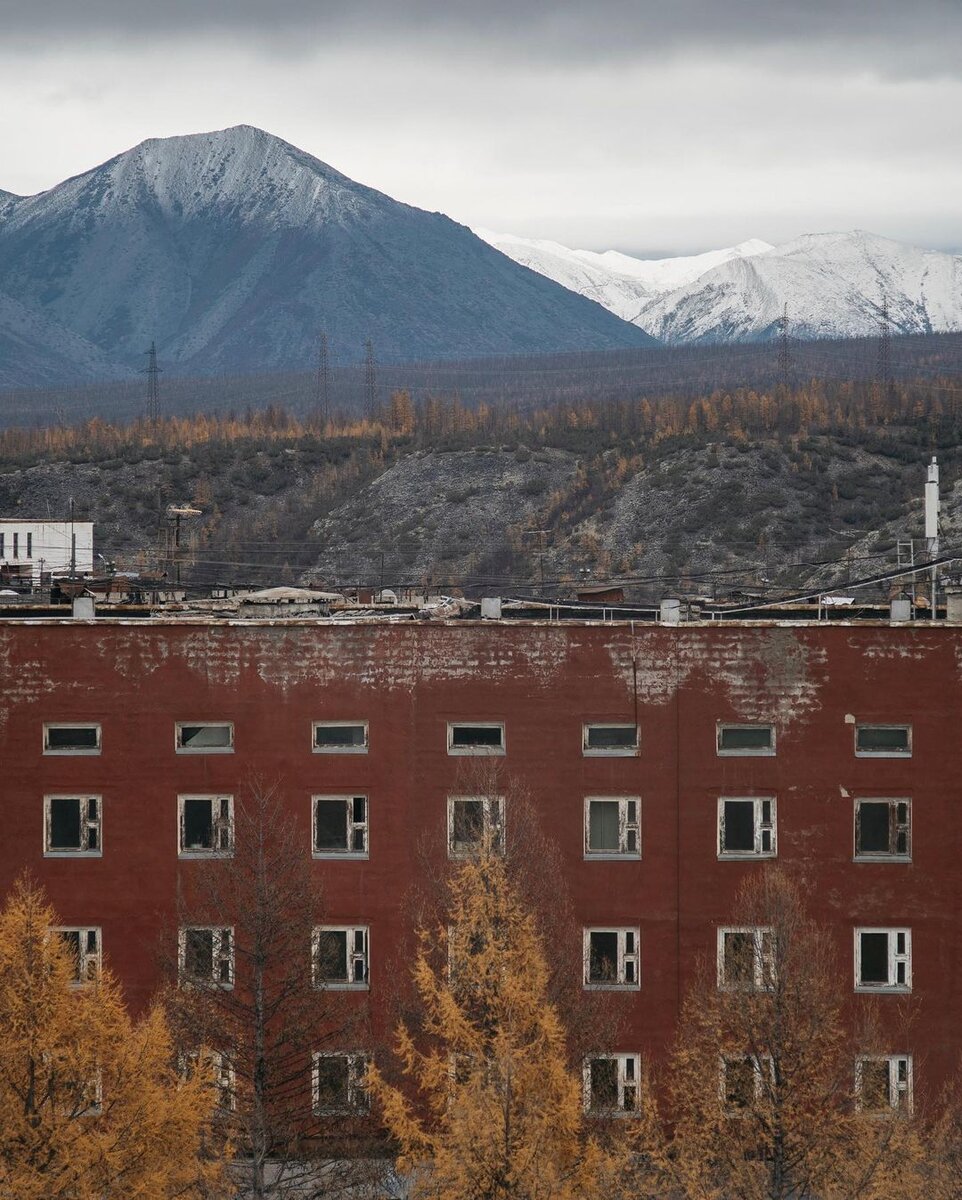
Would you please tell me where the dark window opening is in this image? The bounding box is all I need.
[315,1056,350,1109]
[856,725,910,754]
[859,932,889,984]
[315,802,348,850]
[450,724,504,749]
[718,724,774,753]
[184,930,214,980]
[722,801,755,852]
[177,724,232,750]
[183,800,213,850]
[45,725,99,752]
[589,1058,618,1110]
[584,724,637,751]
[725,1059,757,1109]
[589,932,619,983]
[50,798,82,849]
[314,724,367,749]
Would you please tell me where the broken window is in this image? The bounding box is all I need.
[312,722,369,753]
[855,799,911,860]
[583,1054,640,1116]
[313,795,368,856]
[43,723,101,755]
[584,928,640,989]
[721,1055,772,1113]
[584,797,641,857]
[312,1053,369,1113]
[717,927,776,991]
[312,926,369,989]
[718,797,776,858]
[716,723,775,756]
[582,723,639,756]
[45,795,101,855]
[52,927,101,985]
[855,724,911,757]
[447,722,505,755]
[855,928,911,992]
[179,1049,235,1110]
[856,1055,913,1115]
[179,927,234,988]
[175,722,234,753]
[178,795,234,856]
[447,795,504,858]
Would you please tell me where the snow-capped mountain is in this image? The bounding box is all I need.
[0,126,652,384]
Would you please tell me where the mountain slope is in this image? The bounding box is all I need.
[0,290,128,389]
[0,126,653,383]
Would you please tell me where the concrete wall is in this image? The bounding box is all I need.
[0,520,94,582]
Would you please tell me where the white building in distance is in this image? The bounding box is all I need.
[0,520,94,584]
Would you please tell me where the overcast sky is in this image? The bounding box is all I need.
[2,0,960,255]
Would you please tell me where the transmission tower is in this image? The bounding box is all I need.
[777,303,792,390]
[315,331,331,428]
[364,338,377,416]
[876,295,891,393]
[144,341,161,425]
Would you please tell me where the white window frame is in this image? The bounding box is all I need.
[446,721,506,756]
[717,927,776,991]
[312,926,370,990]
[717,797,776,859]
[178,794,234,857]
[312,721,369,754]
[854,798,911,862]
[583,927,640,990]
[42,722,101,756]
[51,926,102,986]
[312,795,369,858]
[856,1055,913,1115]
[716,722,775,757]
[174,721,234,754]
[582,723,639,757]
[311,1052,370,1114]
[447,795,505,859]
[720,1054,774,1113]
[584,796,641,859]
[44,794,102,857]
[179,1049,236,1111]
[178,926,234,989]
[854,724,912,758]
[854,928,911,993]
[582,1054,641,1116]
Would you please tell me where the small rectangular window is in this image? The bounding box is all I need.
[717,723,775,756]
[26,531,32,558]
[855,725,911,757]
[13,531,18,558]
[448,795,504,858]
[43,723,101,755]
[44,795,101,856]
[584,797,641,858]
[721,1055,772,1113]
[175,723,233,753]
[583,1054,640,1116]
[718,797,776,858]
[312,1053,369,1113]
[855,799,911,861]
[52,927,102,985]
[582,724,639,756]
[312,722,369,754]
[447,722,505,755]
[313,796,368,857]
[856,1056,913,1115]
[584,928,640,990]
[178,795,234,857]
[855,928,911,992]
[312,926,369,989]
[717,927,775,991]
[179,927,234,988]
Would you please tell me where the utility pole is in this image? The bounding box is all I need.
[523,530,549,592]
[364,339,377,418]
[144,341,161,426]
[777,303,792,390]
[315,331,331,429]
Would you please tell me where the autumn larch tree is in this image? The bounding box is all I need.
[0,875,226,1200]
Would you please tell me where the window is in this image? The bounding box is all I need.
[26,531,32,558]
[44,795,101,856]
[582,723,639,756]
[717,927,775,991]
[179,927,234,988]
[584,928,640,989]
[53,927,101,985]
[312,1053,369,1113]
[855,724,911,757]
[180,1050,235,1110]
[718,797,776,858]
[855,799,910,861]
[447,722,505,755]
[855,928,911,992]
[583,1054,640,1116]
[584,797,640,858]
[313,926,369,989]
[448,795,504,858]
[312,722,369,754]
[13,531,18,558]
[716,723,775,756]
[856,1055,913,1115]
[178,795,233,856]
[175,722,233,753]
[721,1055,772,1112]
[313,796,368,857]
[43,723,101,755]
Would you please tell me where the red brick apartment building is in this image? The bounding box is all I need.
[0,614,956,1116]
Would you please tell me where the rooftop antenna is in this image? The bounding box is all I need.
[777,303,792,390]
[364,338,377,418]
[144,341,161,426]
[315,331,331,429]
[925,455,939,618]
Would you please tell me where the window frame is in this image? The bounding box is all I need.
[44,794,102,857]
[178,926,234,989]
[854,927,911,993]
[716,722,776,757]
[583,927,640,991]
[584,796,641,860]
[312,795,369,859]
[174,721,234,755]
[311,1052,370,1114]
[178,794,234,858]
[583,1053,641,1116]
[717,926,776,991]
[854,724,912,758]
[582,723,640,757]
[311,721,370,755]
[179,1049,236,1111]
[717,796,776,860]
[856,1055,913,1116]
[720,1054,774,1114]
[51,926,102,986]
[312,925,370,990]
[447,794,505,859]
[854,798,911,863]
[42,722,102,756]
[446,721,506,756]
